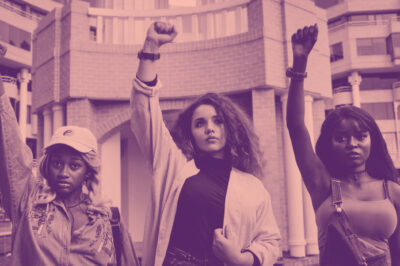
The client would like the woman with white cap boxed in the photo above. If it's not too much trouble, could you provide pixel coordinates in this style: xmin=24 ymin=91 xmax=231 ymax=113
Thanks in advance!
xmin=0 ymin=48 xmax=137 ymax=265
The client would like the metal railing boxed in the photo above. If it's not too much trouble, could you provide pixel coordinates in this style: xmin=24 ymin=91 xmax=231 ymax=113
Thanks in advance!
xmin=329 ymin=16 xmax=400 ymax=31
xmin=333 ymin=85 xmax=352 ymax=94
xmin=1 ymin=76 xmax=17 ymax=84
xmin=0 ymin=0 xmax=43 ymax=22
xmin=87 ymin=0 xmax=250 ymax=44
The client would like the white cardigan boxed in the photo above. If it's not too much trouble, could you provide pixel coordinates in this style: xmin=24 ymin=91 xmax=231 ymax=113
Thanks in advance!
xmin=130 ymin=78 xmax=281 ymax=266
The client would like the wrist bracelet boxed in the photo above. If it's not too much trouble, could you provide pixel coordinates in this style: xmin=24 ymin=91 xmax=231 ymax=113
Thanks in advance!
xmin=286 ymin=67 xmax=307 ymax=80
xmin=137 ymin=50 xmax=160 ymax=61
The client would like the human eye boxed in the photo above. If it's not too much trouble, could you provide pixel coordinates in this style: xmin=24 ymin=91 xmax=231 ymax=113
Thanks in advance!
xmin=69 ymin=162 xmax=83 ymax=171
xmin=194 ymin=119 xmax=205 ymax=128
xmin=51 ymin=160 xmax=63 ymax=169
xmin=334 ymin=134 xmax=347 ymax=143
xmin=357 ymin=132 xmax=369 ymax=141
xmin=213 ymin=116 xmax=224 ymax=125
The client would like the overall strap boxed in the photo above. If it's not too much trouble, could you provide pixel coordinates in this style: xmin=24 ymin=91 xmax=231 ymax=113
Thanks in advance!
xmin=330 ymin=179 xmax=367 ymax=265
xmin=110 ymin=207 xmax=122 ymax=266
xmin=331 ymin=179 xmax=343 ymax=213
xmin=383 ymin=179 xmax=392 ymax=201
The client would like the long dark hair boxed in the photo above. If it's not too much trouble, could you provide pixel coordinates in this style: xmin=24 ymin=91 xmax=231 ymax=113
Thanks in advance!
xmin=315 ymin=105 xmax=397 ymax=181
xmin=172 ymin=93 xmax=265 ymax=178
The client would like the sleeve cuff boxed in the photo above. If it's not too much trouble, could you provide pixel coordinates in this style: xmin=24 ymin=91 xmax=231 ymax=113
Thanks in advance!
xmin=133 ymin=76 xmax=162 ymax=97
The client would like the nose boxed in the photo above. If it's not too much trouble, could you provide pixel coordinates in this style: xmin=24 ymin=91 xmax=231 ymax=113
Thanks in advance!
xmin=205 ymin=123 xmax=216 ymax=135
xmin=347 ymin=136 xmax=359 ymax=148
xmin=59 ymin=165 xmax=69 ymax=178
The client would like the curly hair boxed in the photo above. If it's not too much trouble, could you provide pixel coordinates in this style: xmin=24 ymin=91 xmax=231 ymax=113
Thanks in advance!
xmin=171 ymin=93 xmax=265 ymax=178
xmin=39 ymin=144 xmax=104 ymax=205
xmin=315 ymin=105 xmax=397 ymax=181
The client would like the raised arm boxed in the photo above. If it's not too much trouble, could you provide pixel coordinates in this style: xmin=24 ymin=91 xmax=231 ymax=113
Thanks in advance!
xmin=130 ymin=22 xmax=191 ymax=186
xmin=286 ymin=25 xmax=330 ymax=209
xmin=0 ymin=65 xmax=34 ymax=224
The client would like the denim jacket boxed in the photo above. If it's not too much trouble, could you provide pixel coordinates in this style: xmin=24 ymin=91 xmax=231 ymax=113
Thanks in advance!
xmin=131 ymin=78 xmax=281 ymax=266
xmin=0 ymin=93 xmax=116 ymax=266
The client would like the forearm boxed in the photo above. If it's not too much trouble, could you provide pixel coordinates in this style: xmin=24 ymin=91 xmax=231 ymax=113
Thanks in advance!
xmin=137 ymin=39 xmax=159 ymax=82
xmin=286 ymin=56 xmax=308 ymax=130
xmin=0 ymin=93 xmax=32 ymax=222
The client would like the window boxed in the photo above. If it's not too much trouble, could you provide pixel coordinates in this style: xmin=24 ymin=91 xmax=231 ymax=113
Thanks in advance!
xmin=361 ymin=102 xmax=394 ymax=120
xmin=349 ymin=15 xmax=369 ymax=22
xmin=330 ymin=42 xmax=343 ymax=62
xmin=27 ymin=105 xmax=31 ymax=124
xmin=356 ymin=38 xmax=388 ymax=55
xmin=360 ymin=73 xmax=399 ymax=90
xmin=387 ymin=33 xmax=400 ymax=60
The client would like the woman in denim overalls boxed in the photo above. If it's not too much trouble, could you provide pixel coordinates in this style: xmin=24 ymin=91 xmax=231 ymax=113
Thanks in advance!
xmin=286 ymin=25 xmax=399 ymax=265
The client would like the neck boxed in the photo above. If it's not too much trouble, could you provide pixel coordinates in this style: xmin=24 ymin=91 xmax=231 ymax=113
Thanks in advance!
xmin=343 ymin=169 xmax=370 ymax=184
xmin=60 ymin=188 xmax=84 ymax=208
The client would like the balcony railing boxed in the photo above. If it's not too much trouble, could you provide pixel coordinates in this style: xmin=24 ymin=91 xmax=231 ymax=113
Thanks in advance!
xmin=87 ymin=0 xmax=250 ymax=44
xmin=333 ymin=85 xmax=352 ymax=94
xmin=0 ymin=0 xmax=43 ymax=22
xmin=1 ymin=75 xmax=17 ymax=84
xmin=329 ymin=16 xmax=400 ymax=31
xmin=333 ymin=85 xmax=353 ymax=106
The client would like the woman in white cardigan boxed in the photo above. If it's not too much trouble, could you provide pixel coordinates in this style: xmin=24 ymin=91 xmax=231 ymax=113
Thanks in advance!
xmin=131 ymin=21 xmax=281 ymax=266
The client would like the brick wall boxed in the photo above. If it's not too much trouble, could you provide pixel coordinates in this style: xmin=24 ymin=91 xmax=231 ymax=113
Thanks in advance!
xmin=31 ymin=0 xmax=332 ymax=256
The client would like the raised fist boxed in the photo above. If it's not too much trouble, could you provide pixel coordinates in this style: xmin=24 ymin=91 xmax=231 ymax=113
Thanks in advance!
xmin=145 ymin=21 xmax=177 ymax=48
xmin=291 ymin=24 xmax=318 ymax=59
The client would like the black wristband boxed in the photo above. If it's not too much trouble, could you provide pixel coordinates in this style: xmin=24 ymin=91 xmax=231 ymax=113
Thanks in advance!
xmin=137 ymin=50 xmax=160 ymax=61
xmin=286 ymin=67 xmax=307 ymax=80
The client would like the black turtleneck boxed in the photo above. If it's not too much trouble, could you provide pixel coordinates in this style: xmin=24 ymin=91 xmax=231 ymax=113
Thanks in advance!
xmin=167 ymin=155 xmax=232 ymax=264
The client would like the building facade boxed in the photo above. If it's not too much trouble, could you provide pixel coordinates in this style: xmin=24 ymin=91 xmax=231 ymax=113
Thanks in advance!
xmin=31 ymin=1 xmax=332 ymax=262
xmin=316 ymin=0 xmax=400 ymax=168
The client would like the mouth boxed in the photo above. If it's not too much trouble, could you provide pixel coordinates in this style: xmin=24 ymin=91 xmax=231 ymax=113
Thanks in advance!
xmin=56 ymin=181 xmax=71 ymax=188
xmin=206 ymin=137 xmax=218 ymax=142
xmin=346 ymin=152 xmax=361 ymax=159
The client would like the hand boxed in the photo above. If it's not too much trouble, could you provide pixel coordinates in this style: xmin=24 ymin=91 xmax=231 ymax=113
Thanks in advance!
xmin=212 ymin=226 xmax=253 ymax=266
xmin=143 ymin=22 xmax=177 ymax=53
xmin=291 ymin=24 xmax=318 ymax=59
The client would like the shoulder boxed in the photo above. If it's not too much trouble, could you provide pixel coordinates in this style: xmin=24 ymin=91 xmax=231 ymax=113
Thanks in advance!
xmin=231 ymin=168 xmax=270 ymax=196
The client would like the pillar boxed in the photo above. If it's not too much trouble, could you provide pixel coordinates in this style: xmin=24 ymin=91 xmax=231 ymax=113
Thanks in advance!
xmin=52 ymin=103 xmax=64 ymax=132
xmin=281 ymin=94 xmax=306 ymax=257
xmin=17 ymin=68 xmax=31 ymax=141
xmin=348 ymin=71 xmax=362 ymax=107
xmin=42 ymin=108 xmax=52 ymax=147
xmin=100 ymin=131 xmax=121 ymax=209
xmin=303 ymin=95 xmax=319 ymax=255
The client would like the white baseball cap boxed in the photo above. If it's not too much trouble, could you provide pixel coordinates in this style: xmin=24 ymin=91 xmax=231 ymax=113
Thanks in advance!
xmin=45 ymin=125 xmax=98 ymax=153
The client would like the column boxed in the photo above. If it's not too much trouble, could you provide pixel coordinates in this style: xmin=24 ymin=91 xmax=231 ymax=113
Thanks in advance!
xmin=42 ymin=108 xmax=52 ymax=147
xmin=192 ymin=14 xmax=199 ymax=41
xmin=17 ymin=68 xmax=31 ymax=141
xmin=96 ymin=16 xmax=103 ymax=44
xmin=100 ymin=131 xmax=121 ymax=209
xmin=281 ymin=94 xmax=306 ymax=257
xmin=348 ymin=71 xmax=362 ymax=107
xmin=206 ymin=12 xmax=215 ymax=39
xmin=52 ymin=103 xmax=64 ymax=132
xmin=303 ymin=95 xmax=319 ymax=255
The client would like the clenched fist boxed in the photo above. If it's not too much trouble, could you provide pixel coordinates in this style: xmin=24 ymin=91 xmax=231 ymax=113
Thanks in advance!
xmin=143 ymin=22 xmax=177 ymax=53
xmin=291 ymin=24 xmax=318 ymax=59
